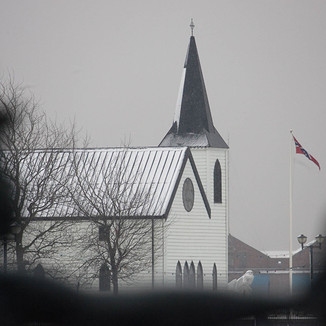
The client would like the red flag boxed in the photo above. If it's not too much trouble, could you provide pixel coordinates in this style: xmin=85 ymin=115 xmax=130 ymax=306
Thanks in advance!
xmin=293 ymin=136 xmax=320 ymax=170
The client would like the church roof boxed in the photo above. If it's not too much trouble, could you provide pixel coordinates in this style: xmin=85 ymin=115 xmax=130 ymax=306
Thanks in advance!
xmin=19 ymin=147 xmax=210 ymax=220
xmin=159 ymin=36 xmax=228 ymax=149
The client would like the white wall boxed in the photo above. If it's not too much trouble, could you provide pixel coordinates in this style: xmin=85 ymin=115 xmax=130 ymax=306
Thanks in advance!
xmin=162 ymin=148 xmax=229 ymax=291
xmin=192 ymin=148 xmax=229 ymax=287
xmin=4 ymin=147 xmax=228 ymax=293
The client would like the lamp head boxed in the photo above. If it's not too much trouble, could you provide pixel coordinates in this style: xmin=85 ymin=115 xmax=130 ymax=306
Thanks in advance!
xmin=315 ymin=234 xmax=324 ymax=247
xmin=297 ymin=234 xmax=307 ymax=249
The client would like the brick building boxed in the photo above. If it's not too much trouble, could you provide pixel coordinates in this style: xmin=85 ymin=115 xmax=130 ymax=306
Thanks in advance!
xmin=228 ymin=234 xmax=326 ymax=296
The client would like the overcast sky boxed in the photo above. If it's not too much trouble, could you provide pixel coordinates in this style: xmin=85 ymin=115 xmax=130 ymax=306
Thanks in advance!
xmin=1 ymin=0 xmax=326 ymax=251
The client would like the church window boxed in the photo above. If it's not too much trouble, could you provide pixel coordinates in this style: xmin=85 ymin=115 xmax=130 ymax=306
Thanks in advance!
xmin=197 ymin=261 xmax=203 ymax=289
xmin=212 ymin=263 xmax=217 ymax=291
xmin=99 ymin=225 xmax=109 ymax=241
xmin=99 ymin=264 xmax=110 ymax=291
xmin=183 ymin=261 xmax=189 ymax=288
xmin=214 ymin=160 xmax=222 ymax=203
xmin=33 ymin=263 xmax=45 ymax=279
xmin=176 ymin=261 xmax=182 ymax=288
xmin=182 ymin=178 xmax=194 ymax=212
xmin=189 ymin=261 xmax=196 ymax=288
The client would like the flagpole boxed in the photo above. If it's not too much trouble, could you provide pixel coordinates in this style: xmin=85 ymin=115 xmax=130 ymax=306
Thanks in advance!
xmin=289 ymin=130 xmax=293 ymax=295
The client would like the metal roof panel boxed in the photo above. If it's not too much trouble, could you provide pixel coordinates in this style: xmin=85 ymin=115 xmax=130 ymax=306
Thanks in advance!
xmin=16 ymin=147 xmax=189 ymax=219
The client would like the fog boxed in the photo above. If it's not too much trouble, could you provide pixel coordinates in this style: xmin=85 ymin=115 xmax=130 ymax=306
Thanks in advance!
xmin=1 ymin=0 xmax=325 ymax=251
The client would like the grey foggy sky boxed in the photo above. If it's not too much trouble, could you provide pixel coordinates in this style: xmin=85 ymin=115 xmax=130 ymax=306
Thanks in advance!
xmin=1 ymin=0 xmax=326 ymax=251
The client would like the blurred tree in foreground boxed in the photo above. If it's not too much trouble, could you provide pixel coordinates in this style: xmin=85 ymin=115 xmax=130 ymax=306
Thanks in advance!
xmin=0 ymin=76 xmax=81 ymax=276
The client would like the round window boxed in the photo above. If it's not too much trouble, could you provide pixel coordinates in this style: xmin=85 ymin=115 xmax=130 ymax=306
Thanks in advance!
xmin=182 ymin=178 xmax=194 ymax=212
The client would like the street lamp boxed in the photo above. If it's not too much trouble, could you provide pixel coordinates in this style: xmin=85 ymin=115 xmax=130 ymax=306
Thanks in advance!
xmin=297 ymin=234 xmax=325 ymax=287
xmin=1 ymin=222 xmax=21 ymax=273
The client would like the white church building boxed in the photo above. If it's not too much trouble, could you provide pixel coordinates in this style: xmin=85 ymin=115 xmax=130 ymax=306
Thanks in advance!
xmin=4 ymin=31 xmax=229 ymax=292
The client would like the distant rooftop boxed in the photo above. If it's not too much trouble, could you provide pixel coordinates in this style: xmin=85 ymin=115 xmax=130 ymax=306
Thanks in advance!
xmin=263 ymin=251 xmax=289 ymax=259
xmin=263 ymin=243 xmax=313 ymax=258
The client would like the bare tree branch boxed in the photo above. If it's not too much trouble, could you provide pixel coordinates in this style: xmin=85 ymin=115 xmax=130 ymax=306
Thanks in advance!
xmin=68 ymin=147 xmax=164 ymax=294
xmin=0 ymin=76 xmax=83 ymax=276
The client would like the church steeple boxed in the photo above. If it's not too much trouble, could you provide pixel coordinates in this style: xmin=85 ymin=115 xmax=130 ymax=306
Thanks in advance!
xmin=159 ymin=26 xmax=228 ymax=148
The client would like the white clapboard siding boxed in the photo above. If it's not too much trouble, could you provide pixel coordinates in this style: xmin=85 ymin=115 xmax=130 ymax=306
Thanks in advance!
xmin=191 ymin=147 xmax=229 ymax=286
xmin=5 ymin=146 xmax=229 ymax=293
xmin=17 ymin=220 xmax=97 ymax=289
xmin=162 ymin=151 xmax=228 ymax=290
xmin=24 ymin=219 xmax=164 ymax=292
xmin=162 ymin=148 xmax=228 ymax=288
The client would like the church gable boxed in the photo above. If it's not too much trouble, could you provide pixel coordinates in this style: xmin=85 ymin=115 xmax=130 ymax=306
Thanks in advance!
xmin=170 ymin=159 xmax=210 ymax=220
xmin=162 ymin=158 xmax=224 ymax=289
xmin=158 ymin=147 xmax=211 ymax=219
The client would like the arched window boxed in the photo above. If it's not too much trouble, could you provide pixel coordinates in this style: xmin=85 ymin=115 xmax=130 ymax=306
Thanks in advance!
xmin=176 ymin=261 xmax=182 ymax=288
xmin=183 ymin=261 xmax=189 ymax=288
xmin=99 ymin=264 xmax=110 ymax=291
xmin=214 ymin=160 xmax=222 ymax=203
xmin=189 ymin=261 xmax=196 ymax=288
xmin=33 ymin=263 xmax=45 ymax=279
xmin=212 ymin=263 xmax=217 ymax=291
xmin=197 ymin=261 xmax=203 ymax=289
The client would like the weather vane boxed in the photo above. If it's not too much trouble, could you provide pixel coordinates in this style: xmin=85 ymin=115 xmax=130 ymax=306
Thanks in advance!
xmin=190 ymin=18 xmax=195 ymax=36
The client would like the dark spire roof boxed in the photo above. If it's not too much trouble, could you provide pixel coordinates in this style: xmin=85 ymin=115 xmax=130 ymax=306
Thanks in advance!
xmin=159 ymin=36 xmax=228 ymax=149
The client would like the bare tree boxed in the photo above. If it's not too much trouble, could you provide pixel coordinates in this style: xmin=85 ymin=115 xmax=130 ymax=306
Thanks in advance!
xmin=0 ymin=77 xmax=80 ymax=274
xmin=68 ymin=148 xmax=163 ymax=294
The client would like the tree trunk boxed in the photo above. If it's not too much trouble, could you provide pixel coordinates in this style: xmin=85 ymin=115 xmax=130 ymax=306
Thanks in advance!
xmin=111 ymin=266 xmax=119 ymax=295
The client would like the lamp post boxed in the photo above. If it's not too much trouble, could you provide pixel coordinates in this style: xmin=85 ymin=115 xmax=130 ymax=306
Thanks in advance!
xmin=297 ymin=234 xmax=324 ymax=287
xmin=2 ymin=222 xmax=21 ymax=273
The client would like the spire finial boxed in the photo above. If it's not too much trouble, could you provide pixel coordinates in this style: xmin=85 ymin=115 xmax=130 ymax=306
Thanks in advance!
xmin=190 ymin=18 xmax=195 ymax=36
